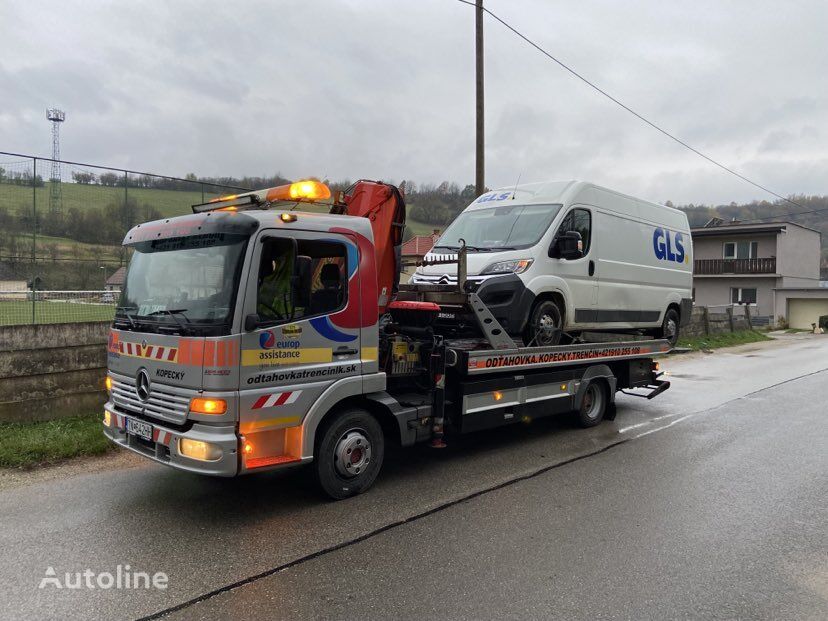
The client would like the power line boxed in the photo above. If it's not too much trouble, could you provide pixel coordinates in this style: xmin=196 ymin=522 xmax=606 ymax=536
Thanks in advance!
xmin=454 ymin=0 xmax=809 ymax=213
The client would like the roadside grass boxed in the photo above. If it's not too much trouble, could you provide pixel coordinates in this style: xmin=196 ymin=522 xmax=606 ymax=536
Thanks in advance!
xmin=0 ymin=300 xmax=114 ymax=326
xmin=0 ymin=414 xmax=111 ymax=469
xmin=677 ymin=330 xmax=772 ymax=352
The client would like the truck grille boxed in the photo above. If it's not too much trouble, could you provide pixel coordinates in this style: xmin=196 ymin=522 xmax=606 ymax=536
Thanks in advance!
xmin=111 ymin=377 xmax=190 ymax=424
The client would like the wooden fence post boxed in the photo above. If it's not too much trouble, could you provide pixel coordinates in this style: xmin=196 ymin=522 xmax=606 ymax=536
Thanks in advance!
xmin=744 ymin=304 xmax=752 ymax=330
xmin=702 ymin=306 xmax=710 ymax=335
xmin=726 ymin=307 xmax=735 ymax=332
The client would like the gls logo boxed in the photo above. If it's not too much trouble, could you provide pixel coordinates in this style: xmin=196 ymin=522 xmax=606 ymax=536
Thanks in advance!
xmin=476 ymin=192 xmax=511 ymax=203
xmin=653 ymin=228 xmax=687 ymax=263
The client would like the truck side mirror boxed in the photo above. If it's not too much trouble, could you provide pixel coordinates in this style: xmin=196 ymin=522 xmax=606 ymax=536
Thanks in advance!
xmin=244 ymin=313 xmax=261 ymax=332
xmin=550 ymin=231 xmax=584 ymax=260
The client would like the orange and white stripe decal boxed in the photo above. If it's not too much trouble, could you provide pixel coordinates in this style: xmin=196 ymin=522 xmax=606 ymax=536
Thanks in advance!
xmin=152 ymin=427 xmax=173 ymax=446
xmin=118 ymin=341 xmax=179 ymax=362
xmin=252 ymin=390 xmax=302 ymax=410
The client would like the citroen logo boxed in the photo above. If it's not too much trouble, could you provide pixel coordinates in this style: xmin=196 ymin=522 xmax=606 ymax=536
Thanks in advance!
xmin=136 ymin=369 xmax=151 ymax=402
xmin=438 ymin=274 xmax=450 ymax=284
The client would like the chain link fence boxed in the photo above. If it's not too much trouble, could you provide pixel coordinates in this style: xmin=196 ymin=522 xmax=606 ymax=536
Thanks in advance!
xmin=0 ymin=151 xmax=249 ymax=326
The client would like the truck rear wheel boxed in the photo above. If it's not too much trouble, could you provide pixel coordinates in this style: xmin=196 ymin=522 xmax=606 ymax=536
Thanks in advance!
xmin=525 ymin=300 xmax=563 ymax=347
xmin=314 ymin=408 xmax=384 ymax=500
xmin=576 ymin=381 xmax=608 ymax=428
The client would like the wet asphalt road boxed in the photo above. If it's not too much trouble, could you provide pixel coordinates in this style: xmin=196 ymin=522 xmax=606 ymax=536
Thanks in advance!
xmin=1 ymin=334 xmax=827 ymax=620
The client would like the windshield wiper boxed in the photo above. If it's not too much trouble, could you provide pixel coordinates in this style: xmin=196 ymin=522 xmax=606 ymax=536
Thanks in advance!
xmin=147 ymin=309 xmax=191 ymax=333
xmin=432 ymin=244 xmax=491 ymax=252
xmin=115 ymin=306 xmax=137 ymax=329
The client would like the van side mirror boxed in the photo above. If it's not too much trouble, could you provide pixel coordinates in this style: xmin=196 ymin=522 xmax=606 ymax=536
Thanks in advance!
xmin=244 ymin=313 xmax=261 ymax=332
xmin=550 ymin=231 xmax=584 ymax=260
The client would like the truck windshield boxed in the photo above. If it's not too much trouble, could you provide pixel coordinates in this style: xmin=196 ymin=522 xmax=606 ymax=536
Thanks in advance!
xmin=116 ymin=233 xmax=248 ymax=335
xmin=434 ymin=203 xmax=562 ymax=251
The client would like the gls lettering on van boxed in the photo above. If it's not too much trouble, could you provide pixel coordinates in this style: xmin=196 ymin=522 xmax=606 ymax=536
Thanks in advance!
xmin=652 ymin=228 xmax=686 ymax=263
xmin=475 ymin=192 xmax=512 ymax=203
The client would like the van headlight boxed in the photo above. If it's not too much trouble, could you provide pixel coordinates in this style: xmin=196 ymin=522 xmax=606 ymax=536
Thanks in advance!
xmin=481 ymin=259 xmax=533 ymax=275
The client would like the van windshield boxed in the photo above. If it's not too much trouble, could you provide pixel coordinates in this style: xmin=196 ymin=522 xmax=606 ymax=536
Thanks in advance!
xmin=116 ymin=233 xmax=248 ymax=335
xmin=434 ymin=203 xmax=562 ymax=251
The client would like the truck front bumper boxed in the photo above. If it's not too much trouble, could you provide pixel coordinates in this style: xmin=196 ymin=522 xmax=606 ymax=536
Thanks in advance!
xmin=103 ymin=401 xmax=239 ymax=476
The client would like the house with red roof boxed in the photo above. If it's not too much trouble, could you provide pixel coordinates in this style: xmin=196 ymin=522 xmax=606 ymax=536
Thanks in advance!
xmin=401 ymin=229 xmax=441 ymax=276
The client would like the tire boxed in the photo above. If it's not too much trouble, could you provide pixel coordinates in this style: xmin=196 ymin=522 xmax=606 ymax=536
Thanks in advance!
xmin=314 ymin=408 xmax=384 ymax=500
xmin=658 ymin=308 xmax=680 ymax=347
xmin=576 ymin=381 xmax=608 ymax=428
xmin=524 ymin=300 xmax=564 ymax=347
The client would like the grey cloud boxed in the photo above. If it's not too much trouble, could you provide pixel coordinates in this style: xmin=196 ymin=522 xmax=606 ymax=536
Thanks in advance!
xmin=1 ymin=0 xmax=826 ymax=205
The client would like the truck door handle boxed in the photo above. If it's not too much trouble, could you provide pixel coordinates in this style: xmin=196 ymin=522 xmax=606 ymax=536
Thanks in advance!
xmin=335 ymin=347 xmax=359 ymax=356
xmin=588 ymin=260 xmax=595 ymax=277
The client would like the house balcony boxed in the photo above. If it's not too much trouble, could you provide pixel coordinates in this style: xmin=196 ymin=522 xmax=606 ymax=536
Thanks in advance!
xmin=693 ymin=257 xmax=776 ymax=275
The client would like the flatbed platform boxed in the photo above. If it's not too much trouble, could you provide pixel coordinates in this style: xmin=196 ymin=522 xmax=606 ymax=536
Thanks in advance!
xmin=454 ymin=339 xmax=671 ymax=375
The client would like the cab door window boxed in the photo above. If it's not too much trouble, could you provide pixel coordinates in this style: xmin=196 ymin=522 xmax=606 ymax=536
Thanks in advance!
xmin=256 ymin=238 xmax=347 ymax=324
xmin=555 ymin=208 xmax=592 ymax=254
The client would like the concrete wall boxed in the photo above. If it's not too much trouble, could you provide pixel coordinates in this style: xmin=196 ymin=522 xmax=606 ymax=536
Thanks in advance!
xmin=692 ymin=276 xmax=778 ymax=318
xmin=0 ymin=322 xmax=109 ymax=422
xmin=777 ymin=225 xmax=821 ymax=282
xmin=692 ymin=234 xmax=777 ymax=261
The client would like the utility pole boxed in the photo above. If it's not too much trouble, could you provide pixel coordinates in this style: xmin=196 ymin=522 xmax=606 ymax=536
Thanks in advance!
xmin=475 ymin=0 xmax=485 ymax=197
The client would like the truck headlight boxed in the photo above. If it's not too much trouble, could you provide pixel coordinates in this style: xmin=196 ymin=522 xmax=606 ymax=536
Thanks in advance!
xmin=481 ymin=259 xmax=533 ymax=275
xmin=179 ymin=438 xmax=223 ymax=461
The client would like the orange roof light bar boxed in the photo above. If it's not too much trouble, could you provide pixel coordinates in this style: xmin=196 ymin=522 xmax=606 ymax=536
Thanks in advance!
xmin=265 ymin=180 xmax=331 ymax=203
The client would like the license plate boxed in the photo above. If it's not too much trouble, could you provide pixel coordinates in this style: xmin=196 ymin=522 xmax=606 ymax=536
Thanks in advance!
xmin=126 ymin=418 xmax=153 ymax=441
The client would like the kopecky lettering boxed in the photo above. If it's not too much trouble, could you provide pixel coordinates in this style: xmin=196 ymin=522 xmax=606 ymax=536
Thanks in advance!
xmin=155 ymin=369 xmax=185 ymax=380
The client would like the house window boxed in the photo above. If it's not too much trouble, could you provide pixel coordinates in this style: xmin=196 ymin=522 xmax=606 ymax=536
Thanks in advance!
xmin=730 ymin=287 xmax=757 ymax=305
xmin=723 ymin=241 xmax=758 ymax=259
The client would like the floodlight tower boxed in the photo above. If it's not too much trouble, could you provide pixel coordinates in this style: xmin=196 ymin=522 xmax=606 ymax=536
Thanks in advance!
xmin=46 ymin=108 xmax=66 ymax=214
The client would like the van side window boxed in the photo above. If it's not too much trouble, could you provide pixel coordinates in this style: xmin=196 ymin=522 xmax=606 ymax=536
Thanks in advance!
xmin=257 ymin=238 xmax=347 ymax=323
xmin=556 ymin=208 xmax=592 ymax=254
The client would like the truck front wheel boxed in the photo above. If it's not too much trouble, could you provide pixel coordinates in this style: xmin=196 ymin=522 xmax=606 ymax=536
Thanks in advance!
xmin=314 ymin=408 xmax=385 ymax=500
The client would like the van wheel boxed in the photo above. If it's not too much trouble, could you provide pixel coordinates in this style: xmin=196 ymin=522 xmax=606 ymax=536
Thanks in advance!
xmin=525 ymin=300 xmax=563 ymax=347
xmin=658 ymin=308 xmax=680 ymax=347
xmin=576 ymin=381 xmax=607 ymax=427
xmin=314 ymin=408 xmax=384 ymax=500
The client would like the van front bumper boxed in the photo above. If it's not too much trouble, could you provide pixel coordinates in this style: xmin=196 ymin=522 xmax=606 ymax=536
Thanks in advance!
xmin=103 ymin=402 xmax=239 ymax=476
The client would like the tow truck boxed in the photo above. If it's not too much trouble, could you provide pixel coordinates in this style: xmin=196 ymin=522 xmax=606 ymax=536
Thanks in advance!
xmin=103 ymin=179 xmax=670 ymax=499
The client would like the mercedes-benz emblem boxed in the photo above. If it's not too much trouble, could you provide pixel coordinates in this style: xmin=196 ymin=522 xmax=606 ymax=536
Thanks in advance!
xmin=136 ymin=369 xmax=151 ymax=402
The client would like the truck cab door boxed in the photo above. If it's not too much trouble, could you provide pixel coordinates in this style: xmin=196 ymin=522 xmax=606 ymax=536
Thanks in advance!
xmin=238 ymin=228 xmax=362 ymax=449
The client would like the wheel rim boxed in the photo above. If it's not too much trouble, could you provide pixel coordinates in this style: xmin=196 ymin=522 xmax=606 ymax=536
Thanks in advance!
xmin=334 ymin=428 xmax=372 ymax=478
xmin=665 ymin=316 xmax=677 ymax=342
xmin=536 ymin=311 xmax=560 ymax=345
xmin=583 ymin=384 xmax=603 ymax=420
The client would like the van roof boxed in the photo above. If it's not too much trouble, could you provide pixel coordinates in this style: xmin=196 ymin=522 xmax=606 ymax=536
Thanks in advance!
xmin=469 ymin=180 xmax=681 ymax=215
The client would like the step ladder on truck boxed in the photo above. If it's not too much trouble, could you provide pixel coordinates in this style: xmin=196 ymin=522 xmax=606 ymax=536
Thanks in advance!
xmin=102 ymin=180 xmax=672 ymax=499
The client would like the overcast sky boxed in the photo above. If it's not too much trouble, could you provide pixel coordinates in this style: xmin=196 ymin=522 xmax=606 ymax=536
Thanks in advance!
xmin=1 ymin=0 xmax=826 ymax=205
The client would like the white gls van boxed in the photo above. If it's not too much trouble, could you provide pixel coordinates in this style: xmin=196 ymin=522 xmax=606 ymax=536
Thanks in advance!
xmin=410 ymin=180 xmax=693 ymax=346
